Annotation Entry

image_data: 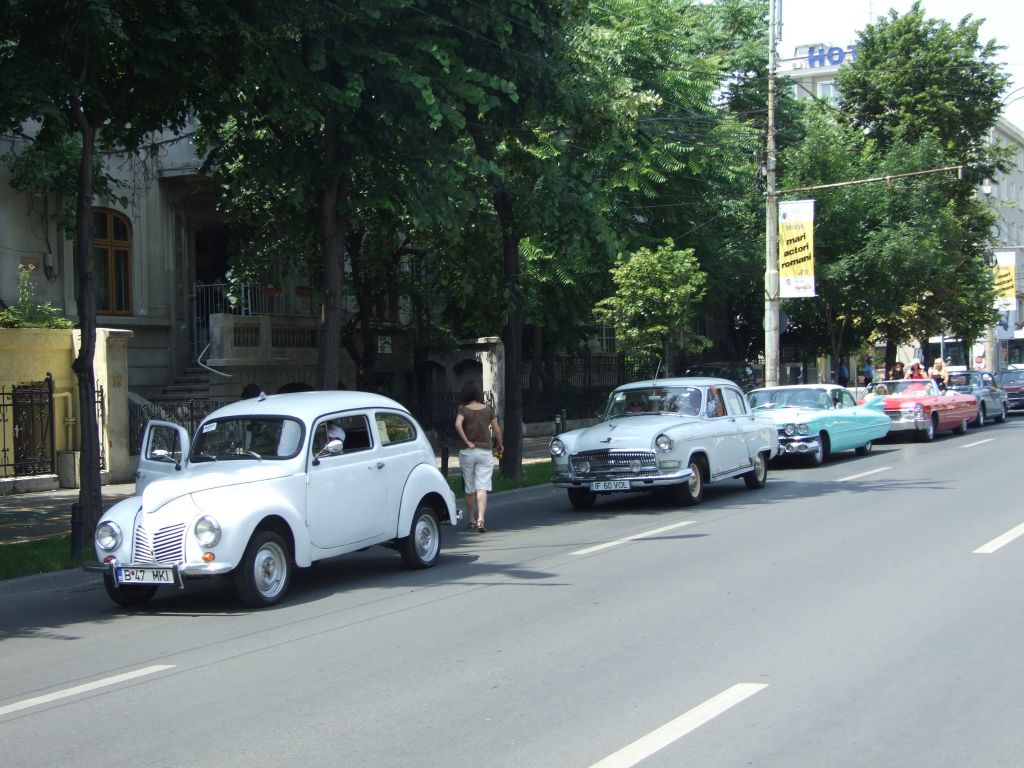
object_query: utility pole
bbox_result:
[764,0,780,387]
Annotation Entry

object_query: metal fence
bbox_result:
[128,397,234,456]
[0,374,55,477]
[1,375,106,477]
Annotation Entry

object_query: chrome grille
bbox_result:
[569,450,657,476]
[133,523,186,565]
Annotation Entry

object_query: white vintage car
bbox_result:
[549,377,778,509]
[86,391,458,608]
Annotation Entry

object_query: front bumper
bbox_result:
[551,467,694,490]
[885,412,929,432]
[777,435,821,455]
[84,558,233,585]
[1005,393,1024,410]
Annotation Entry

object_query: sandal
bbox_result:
[467,519,478,530]
[476,521,487,533]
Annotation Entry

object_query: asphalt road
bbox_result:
[2,420,1024,767]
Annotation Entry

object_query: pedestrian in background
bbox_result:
[836,357,850,387]
[929,357,949,390]
[863,358,874,386]
[454,381,503,533]
[906,359,927,379]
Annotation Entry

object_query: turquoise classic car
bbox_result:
[746,384,891,465]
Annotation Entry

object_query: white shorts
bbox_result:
[459,447,494,493]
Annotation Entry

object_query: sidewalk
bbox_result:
[0,436,554,545]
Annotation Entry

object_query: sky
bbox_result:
[776,0,1024,129]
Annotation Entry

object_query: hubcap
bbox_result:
[414,515,439,561]
[689,464,701,495]
[254,542,286,598]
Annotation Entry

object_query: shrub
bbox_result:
[0,265,74,329]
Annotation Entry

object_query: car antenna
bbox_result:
[653,356,662,381]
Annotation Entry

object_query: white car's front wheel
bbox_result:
[234,530,292,607]
[672,457,705,506]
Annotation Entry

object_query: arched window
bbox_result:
[92,209,132,314]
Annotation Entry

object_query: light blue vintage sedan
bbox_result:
[747,384,891,465]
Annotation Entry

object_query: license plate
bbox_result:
[116,566,176,585]
[591,480,629,492]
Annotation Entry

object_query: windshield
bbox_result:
[947,372,977,389]
[603,386,704,420]
[190,416,304,461]
[748,387,830,410]
[874,379,939,397]
[995,371,1024,385]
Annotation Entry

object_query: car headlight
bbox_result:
[95,521,122,551]
[655,433,674,452]
[549,438,566,457]
[783,423,796,436]
[194,515,222,548]
[797,423,809,435]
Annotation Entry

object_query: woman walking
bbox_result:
[454,382,504,532]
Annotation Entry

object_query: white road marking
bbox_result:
[570,521,696,556]
[960,439,994,448]
[836,466,891,482]
[0,665,175,717]
[588,683,769,768]
[974,522,1024,554]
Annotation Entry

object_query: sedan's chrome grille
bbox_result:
[569,450,657,476]
[133,523,186,565]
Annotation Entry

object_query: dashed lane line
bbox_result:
[835,466,891,482]
[0,665,175,717]
[960,438,995,448]
[974,521,1024,554]
[570,520,696,556]
[587,683,769,768]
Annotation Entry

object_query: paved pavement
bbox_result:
[0,436,555,545]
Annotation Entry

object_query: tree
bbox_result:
[594,240,710,366]
[0,0,241,530]
[774,3,1010,372]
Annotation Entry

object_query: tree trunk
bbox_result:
[315,120,346,391]
[70,97,103,533]
[465,117,523,478]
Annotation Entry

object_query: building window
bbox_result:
[816,80,836,100]
[91,209,132,314]
[596,324,616,353]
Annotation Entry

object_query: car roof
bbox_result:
[616,377,738,389]
[204,391,410,423]
[749,384,836,392]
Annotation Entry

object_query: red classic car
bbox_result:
[862,379,979,441]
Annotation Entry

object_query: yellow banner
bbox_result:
[779,200,815,298]
[993,251,1017,311]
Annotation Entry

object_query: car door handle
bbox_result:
[372,461,385,470]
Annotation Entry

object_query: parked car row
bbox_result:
[548,373,1015,513]
[88,372,1016,610]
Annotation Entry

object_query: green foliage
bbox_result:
[594,239,710,358]
[0,536,95,582]
[0,265,74,329]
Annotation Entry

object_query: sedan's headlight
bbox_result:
[95,521,122,551]
[194,515,222,548]
[797,423,809,435]
[783,423,796,436]
[549,438,566,457]
[655,433,674,452]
